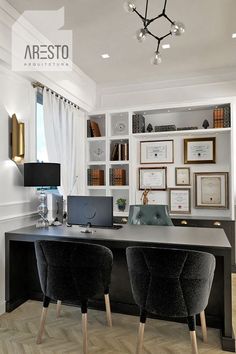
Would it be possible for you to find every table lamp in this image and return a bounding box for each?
[24,162,61,228]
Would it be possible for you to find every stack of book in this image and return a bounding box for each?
[87,169,104,186]
[213,108,224,128]
[87,120,101,137]
[110,168,126,186]
[223,105,231,127]
[111,143,129,161]
[132,114,145,133]
[155,124,177,132]
[213,107,230,128]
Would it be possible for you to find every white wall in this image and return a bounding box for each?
[0,64,38,315]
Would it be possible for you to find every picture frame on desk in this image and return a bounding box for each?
[175,167,191,186]
[139,167,167,190]
[140,140,174,164]
[169,188,191,214]
[194,172,229,209]
[184,137,216,164]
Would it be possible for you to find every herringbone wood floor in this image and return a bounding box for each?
[0,276,235,353]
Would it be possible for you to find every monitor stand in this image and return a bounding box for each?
[80,222,93,234]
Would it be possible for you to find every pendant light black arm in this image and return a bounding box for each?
[144,0,149,24]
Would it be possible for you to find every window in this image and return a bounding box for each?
[36,91,57,191]
[36,91,48,162]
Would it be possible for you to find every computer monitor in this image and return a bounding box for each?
[67,196,113,228]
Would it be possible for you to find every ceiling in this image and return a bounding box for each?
[7,0,236,86]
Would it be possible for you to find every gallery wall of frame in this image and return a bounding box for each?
[85,100,235,220]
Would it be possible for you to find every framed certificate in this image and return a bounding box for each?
[184,137,216,164]
[169,188,191,214]
[175,167,190,186]
[140,140,174,164]
[195,172,228,209]
[139,167,167,190]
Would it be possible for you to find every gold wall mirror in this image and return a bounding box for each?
[11,114,25,163]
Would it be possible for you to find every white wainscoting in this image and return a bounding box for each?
[0,212,37,315]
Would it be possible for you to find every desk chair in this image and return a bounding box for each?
[128,205,173,226]
[126,247,215,354]
[34,240,113,354]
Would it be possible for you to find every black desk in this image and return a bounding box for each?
[5,224,235,352]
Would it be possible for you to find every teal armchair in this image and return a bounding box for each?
[128,205,173,226]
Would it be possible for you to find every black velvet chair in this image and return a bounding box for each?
[34,240,113,354]
[126,247,215,354]
[128,205,173,226]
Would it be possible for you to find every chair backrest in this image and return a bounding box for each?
[35,240,113,302]
[126,247,215,318]
[128,205,173,226]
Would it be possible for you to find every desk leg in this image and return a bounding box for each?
[5,240,30,312]
[221,248,235,352]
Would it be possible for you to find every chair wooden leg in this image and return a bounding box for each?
[104,294,112,327]
[190,331,198,354]
[200,310,207,343]
[136,323,145,354]
[187,315,198,354]
[56,300,62,318]
[36,296,50,344]
[82,313,88,354]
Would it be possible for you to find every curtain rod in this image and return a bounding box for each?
[32,81,80,110]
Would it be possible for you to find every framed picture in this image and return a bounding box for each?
[184,137,216,164]
[139,167,167,190]
[195,172,229,209]
[169,188,191,214]
[140,140,174,164]
[175,167,191,186]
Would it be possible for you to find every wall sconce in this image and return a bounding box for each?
[11,114,25,163]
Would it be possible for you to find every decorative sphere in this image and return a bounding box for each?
[136,28,147,42]
[171,21,185,36]
[151,52,162,65]
[123,0,136,13]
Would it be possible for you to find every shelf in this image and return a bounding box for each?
[132,127,231,139]
[109,160,129,165]
[114,211,129,217]
[87,161,106,165]
[109,186,129,189]
[87,137,106,141]
[87,186,106,189]
[109,135,130,140]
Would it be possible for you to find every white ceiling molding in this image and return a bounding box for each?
[96,76,236,111]
[0,0,96,112]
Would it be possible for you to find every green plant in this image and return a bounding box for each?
[116,198,126,206]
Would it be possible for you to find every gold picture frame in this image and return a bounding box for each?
[184,137,216,164]
[175,167,191,186]
[139,167,167,190]
[169,188,191,214]
[140,140,174,164]
[194,172,229,209]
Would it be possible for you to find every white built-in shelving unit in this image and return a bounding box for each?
[85,99,235,220]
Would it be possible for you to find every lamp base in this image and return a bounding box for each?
[36,217,49,228]
[36,190,49,228]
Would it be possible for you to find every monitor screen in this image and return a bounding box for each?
[67,196,113,227]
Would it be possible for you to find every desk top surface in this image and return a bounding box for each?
[6,223,231,249]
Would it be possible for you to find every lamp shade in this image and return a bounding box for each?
[24,163,60,187]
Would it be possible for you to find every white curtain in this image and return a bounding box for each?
[43,88,84,198]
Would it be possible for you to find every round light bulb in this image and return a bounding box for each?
[123,0,136,13]
[171,21,185,36]
[151,52,162,65]
[136,28,147,42]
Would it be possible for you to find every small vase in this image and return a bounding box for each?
[118,204,126,212]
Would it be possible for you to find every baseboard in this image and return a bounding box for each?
[0,300,6,315]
